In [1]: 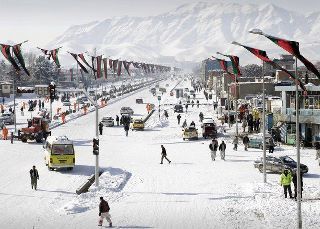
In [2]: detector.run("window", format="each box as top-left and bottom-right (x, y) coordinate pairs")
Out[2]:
(51, 144), (74, 155)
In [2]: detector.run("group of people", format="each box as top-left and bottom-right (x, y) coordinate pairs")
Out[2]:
(209, 139), (226, 161)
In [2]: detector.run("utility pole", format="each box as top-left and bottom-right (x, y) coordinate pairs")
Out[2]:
(262, 61), (266, 183)
(93, 47), (99, 187)
(13, 72), (17, 133)
(295, 57), (302, 229)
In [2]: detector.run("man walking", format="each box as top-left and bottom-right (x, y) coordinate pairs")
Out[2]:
(280, 169), (293, 199)
(116, 115), (119, 126)
(98, 197), (112, 227)
(269, 137), (275, 153)
(219, 140), (226, 160)
(30, 165), (39, 190)
(243, 135), (250, 151)
(160, 145), (171, 164)
(233, 136), (238, 151)
(292, 170), (303, 200)
(177, 114), (181, 125)
(99, 122), (104, 135)
(209, 139), (218, 161)
(124, 123), (129, 137)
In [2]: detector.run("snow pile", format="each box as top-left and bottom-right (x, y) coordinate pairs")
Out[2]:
(58, 168), (131, 215)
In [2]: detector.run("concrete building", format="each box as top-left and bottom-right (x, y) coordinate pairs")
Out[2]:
(265, 54), (295, 76)
(0, 81), (13, 98)
(275, 84), (320, 146)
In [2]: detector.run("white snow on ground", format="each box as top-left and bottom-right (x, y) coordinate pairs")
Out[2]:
(0, 78), (320, 229)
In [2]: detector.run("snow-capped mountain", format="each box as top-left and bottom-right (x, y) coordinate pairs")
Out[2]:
(48, 2), (320, 66)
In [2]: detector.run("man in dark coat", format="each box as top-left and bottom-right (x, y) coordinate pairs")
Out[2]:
(30, 165), (39, 190)
(218, 140), (226, 160)
(99, 122), (103, 135)
(292, 171), (303, 200)
(98, 197), (112, 227)
(116, 115), (119, 126)
(160, 145), (171, 164)
(124, 124), (129, 136)
(243, 135), (250, 151)
(177, 114), (181, 125)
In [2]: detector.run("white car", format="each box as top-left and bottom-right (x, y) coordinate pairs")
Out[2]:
(0, 112), (14, 124)
(101, 117), (114, 127)
(120, 107), (134, 115)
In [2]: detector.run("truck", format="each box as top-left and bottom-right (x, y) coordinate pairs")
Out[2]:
(18, 116), (51, 143)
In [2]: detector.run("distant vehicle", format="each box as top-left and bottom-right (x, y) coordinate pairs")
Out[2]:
(101, 116), (114, 127)
(184, 88), (189, 92)
(63, 100), (71, 106)
(189, 90), (195, 95)
(136, 98), (143, 104)
(130, 118), (144, 130)
(19, 116), (51, 143)
(81, 97), (88, 102)
(120, 107), (134, 115)
(159, 88), (167, 93)
(76, 98), (85, 104)
(254, 155), (308, 174)
(248, 134), (272, 149)
(155, 84), (160, 88)
(89, 90), (95, 96)
(182, 127), (198, 140)
(150, 88), (156, 94)
(165, 84), (169, 87)
(174, 104), (183, 113)
(44, 136), (75, 171)
(0, 112), (14, 125)
(201, 118), (217, 138)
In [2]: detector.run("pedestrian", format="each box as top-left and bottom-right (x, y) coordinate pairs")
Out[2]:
(98, 197), (112, 227)
(38, 99), (41, 110)
(177, 114), (181, 125)
(233, 136), (238, 151)
(219, 140), (226, 160)
(191, 100), (194, 107)
(280, 169), (293, 199)
(199, 112), (204, 122)
(292, 170), (303, 200)
(214, 103), (218, 110)
(243, 135), (250, 151)
(124, 124), (129, 137)
(30, 165), (39, 190)
(190, 121), (195, 128)
(160, 145), (171, 164)
(209, 139), (218, 161)
(242, 119), (247, 132)
(185, 104), (188, 113)
(99, 122), (103, 135)
(42, 101), (44, 109)
(2, 125), (8, 140)
(315, 142), (320, 160)
(182, 119), (187, 128)
(196, 100), (199, 108)
(164, 110), (169, 119)
(269, 137), (275, 153)
(116, 115), (119, 126)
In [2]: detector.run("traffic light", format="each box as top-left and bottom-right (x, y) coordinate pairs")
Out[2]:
(48, 83), (56, 102)
(93, 138), (99, 155)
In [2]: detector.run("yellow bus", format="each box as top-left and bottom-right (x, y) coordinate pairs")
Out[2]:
(44, 136), (75, 171)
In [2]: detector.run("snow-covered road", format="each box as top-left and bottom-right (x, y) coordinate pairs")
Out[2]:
(1, 78), (320, 229)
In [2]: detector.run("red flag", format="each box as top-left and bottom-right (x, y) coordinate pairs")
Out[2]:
(69, 52), (89, 74)
(96, 55), (102, 78)
(103, 58), (108, 79)
(12, 43), (30, 76)
(78, 53), (95, 72)
(117, 61), (122, 76)
(0, 44), (20, 71)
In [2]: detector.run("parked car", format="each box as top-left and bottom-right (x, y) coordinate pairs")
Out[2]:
(0, 112), (14, 125)
(150, 88), (156, 94)
(120, 107), (134, 115)
(136, 98), (143, 104)
(201, 118), (217, 138)
(248, 134), (272, 149)
(254, 155), (308, 174)
(101, 117), (114, 127)
(130, 118), (144, 130)
(189, 90), (195, 95)
(174, 104), (183, 113)
(182, 127), (198, 140)
(63, 100), (71, 106)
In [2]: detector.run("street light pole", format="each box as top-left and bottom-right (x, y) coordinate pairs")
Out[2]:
(235, 75), (238, 138)
(295, 57), (302, 229)
(262, 61), (267, 183)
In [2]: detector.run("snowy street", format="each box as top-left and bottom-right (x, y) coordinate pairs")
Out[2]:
(0, 79), (320, 229)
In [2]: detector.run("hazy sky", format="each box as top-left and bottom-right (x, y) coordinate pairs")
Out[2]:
(0, 0), (319, 46)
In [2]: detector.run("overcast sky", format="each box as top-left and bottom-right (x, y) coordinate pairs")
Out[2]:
(0, 0), (319, 46)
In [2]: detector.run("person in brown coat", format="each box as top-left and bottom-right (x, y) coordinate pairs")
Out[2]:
(98, 197), (112, 227)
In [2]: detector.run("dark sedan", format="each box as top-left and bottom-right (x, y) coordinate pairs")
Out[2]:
(254, 155), (308, 174)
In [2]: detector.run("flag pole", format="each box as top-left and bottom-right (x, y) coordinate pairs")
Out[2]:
(295, 56), (302, 229)
(262, 61), (266, 183)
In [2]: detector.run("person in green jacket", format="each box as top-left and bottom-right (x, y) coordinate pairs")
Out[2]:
(280, 169), (293, 198)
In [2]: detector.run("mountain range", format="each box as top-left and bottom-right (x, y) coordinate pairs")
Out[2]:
(47, 1), (320, 68)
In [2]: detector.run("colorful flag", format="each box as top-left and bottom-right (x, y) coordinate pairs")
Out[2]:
(233, 42), (306, 91)
(0, 44), (21, 71)
(117, 61), (122, 76)
(69, 52), (89, 74)
(96, 55), (102, 78)
(12, 43), (30, 76)
(261, 33), (320, 80)
(103, 58), (108, 79)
